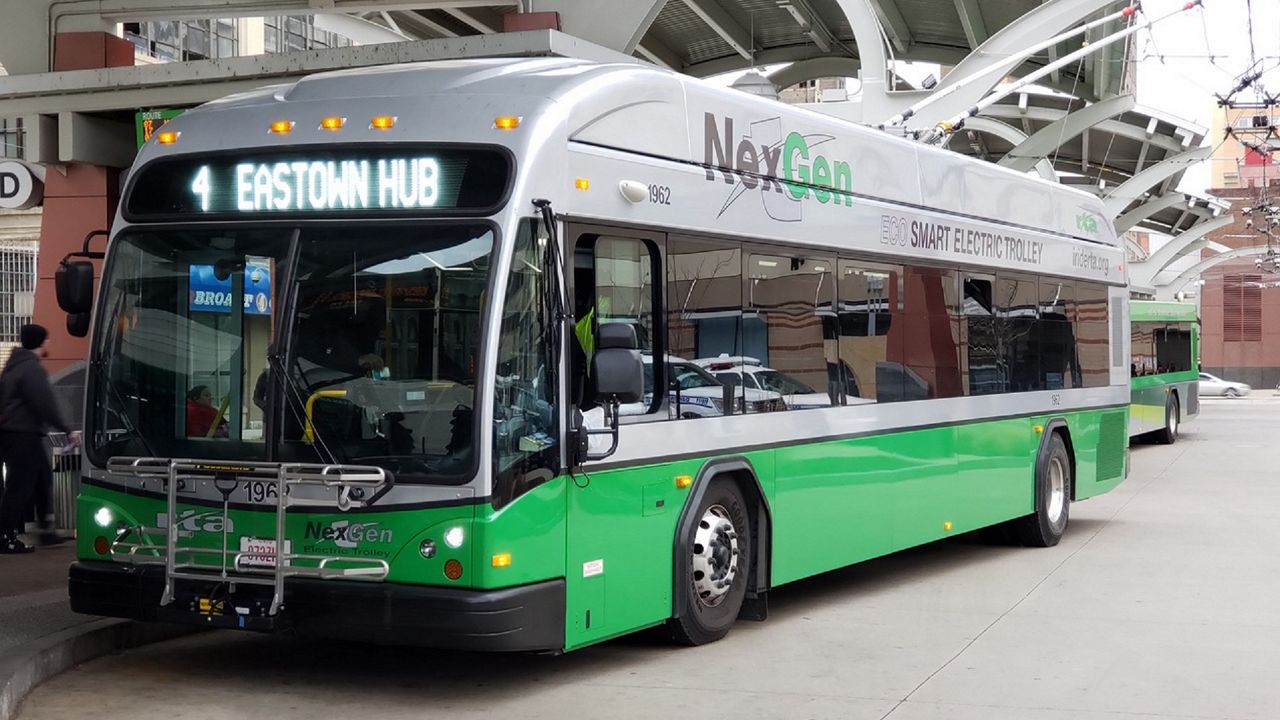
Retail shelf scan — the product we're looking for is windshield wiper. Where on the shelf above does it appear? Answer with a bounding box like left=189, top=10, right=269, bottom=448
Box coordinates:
left=91, top=359, right=158, bottom=458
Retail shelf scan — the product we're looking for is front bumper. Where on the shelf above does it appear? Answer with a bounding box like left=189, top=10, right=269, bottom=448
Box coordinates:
left=69, top=561, right=565, bottom=652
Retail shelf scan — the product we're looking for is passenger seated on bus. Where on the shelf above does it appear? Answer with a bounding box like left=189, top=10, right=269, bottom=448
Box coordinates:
left=186, top=385, right=226, bottom=438
left=359, top=354, right=390, bottom=380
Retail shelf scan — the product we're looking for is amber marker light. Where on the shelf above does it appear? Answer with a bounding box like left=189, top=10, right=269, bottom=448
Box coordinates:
left=93, top=536, right=110, bottom=555
left=492, top=553, right=512, bottom=568
left=319, top=116, right=346, bottom=131
left=443, top=559, right=464, bottom=580
left=943, top=522, right=953, bottom=532
left=493, top=115, right=521, bottom=130
left=575, top=178, right=591, bottom=191
left=269, top=120, right=295, bottom=135
left=1034, top=424, right=1045, bottom=434
left=675, top=475, right=693, bottom=489
left=157, top=130, right=180, bottom=145
left=370, top=115, right=397, bottom=130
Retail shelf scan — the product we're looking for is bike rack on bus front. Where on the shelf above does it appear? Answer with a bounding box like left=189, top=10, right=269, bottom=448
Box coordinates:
left=105, top=457, right=393, bottom=617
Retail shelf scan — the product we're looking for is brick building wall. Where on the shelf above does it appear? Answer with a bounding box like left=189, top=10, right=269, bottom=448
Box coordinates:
left=1202, top=181, right=1280, bottom=387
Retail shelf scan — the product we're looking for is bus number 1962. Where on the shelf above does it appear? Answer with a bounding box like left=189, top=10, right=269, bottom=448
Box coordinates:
left=244, top=482, right=279, bottom=503
left=649, top=184, right=672, bottom=205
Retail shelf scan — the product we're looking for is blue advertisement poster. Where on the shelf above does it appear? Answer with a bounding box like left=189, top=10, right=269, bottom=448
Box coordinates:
left=189, top=257, right=272, bottom=315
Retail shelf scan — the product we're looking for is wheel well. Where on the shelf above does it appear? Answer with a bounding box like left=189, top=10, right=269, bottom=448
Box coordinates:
left=671, top=458, right=773, bottom=620
left=720, top=469, right=771, bottom=598
left=1047, top=424, right=1078, bottom=501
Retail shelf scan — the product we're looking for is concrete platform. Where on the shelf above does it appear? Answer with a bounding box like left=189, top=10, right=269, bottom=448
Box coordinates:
left=13, top=397, right=1280, bottom=719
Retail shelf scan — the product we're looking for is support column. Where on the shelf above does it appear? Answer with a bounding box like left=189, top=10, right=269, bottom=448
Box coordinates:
left=32, top=31, right=134, bottom=425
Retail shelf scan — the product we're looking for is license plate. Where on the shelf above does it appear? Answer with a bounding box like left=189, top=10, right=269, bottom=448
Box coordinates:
left=238, top=537, right=290, bottom=568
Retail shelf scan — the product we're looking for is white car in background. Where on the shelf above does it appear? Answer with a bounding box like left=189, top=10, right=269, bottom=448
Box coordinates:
left=1198, top=372, right=1251, bottom=398
left=631, top=355, right=781, bottom=418
left=696, top=355, right=835, bottom=409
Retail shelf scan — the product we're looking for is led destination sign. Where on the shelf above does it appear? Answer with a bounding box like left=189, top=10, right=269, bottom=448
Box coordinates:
left=126, top=147, right=509, bottom=218
left=197, top=158, right=441, bottom=212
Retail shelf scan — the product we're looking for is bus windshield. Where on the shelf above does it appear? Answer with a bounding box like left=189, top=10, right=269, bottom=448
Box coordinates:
left=90, top=224, right=493, bottom=485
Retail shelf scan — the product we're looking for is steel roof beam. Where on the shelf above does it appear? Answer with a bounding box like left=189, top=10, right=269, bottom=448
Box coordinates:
left=1137, top=213, right=1236, bottom=281
left=395, top=10, right=460, bottom=38
left=998, top=94, right=1135, bottom=173
left=960, top=116, right=1058, bottom=182
left=1114, top=192, right=1188, bottom=233
left=865, top=0, right=912, bottom=54
left=441, top=7, right=500, bottom=34
left=1151, top=244, right=1259, bottom=299
left=953, top=0, right=988, bottom=48
left=983, top=105, right=1194, bottom=155
left=766, top=57, right=860, bottom=91
left=1103, top=145, right=1212, bottom=217
left=777, top=0, right=835, bottom=53
left=636, top=36, right=682, bottom=70
left=679, top=0, right=754, bottom=60
left=911, top=0, right=1116, bottom=125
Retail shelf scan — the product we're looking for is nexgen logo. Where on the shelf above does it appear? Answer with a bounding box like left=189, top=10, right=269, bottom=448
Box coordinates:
left=304, top=520, right=393, bottom=549
left=702, top=112, right=853, bottom=217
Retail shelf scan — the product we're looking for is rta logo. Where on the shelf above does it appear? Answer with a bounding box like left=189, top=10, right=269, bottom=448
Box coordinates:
left=0, top=161, right=42, bottom=210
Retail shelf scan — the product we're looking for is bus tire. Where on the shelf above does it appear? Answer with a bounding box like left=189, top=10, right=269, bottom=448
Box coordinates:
left=1156, top=395, right=1179, bottom=445
left=1015, top=432, right=1071, bottom=548
left=668, top=478, right=751, bottom=646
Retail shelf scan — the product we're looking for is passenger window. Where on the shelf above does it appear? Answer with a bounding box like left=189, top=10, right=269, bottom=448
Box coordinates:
left=667, top=236, right=742, bottom=419
left=1039, top=278, right=1078, bottom=389
left=902, top=266, right=962, bottom=398
left=1131, top=322, right=1156, bottom=376
left=571, top=233, right=662, bottom=417
left=961, top=275, right=1002, bottom=395
left=1076, top=281, right=1111, bottom=388
left=837, top=260, right=907, bottom=403
left=997, top=274, right=1040, bottom=392
left=746, top=252, right=837, bottom=411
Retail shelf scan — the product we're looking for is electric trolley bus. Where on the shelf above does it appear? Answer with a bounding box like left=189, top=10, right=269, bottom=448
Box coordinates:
left=1129, top=299, right=1198, bottom=443
left=64, top=58, right=1130, bottom=652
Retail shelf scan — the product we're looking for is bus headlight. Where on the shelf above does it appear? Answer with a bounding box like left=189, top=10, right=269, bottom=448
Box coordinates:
left=443, top=526, right=465, bottom=549
left=94, top=507, right=114, bottom=528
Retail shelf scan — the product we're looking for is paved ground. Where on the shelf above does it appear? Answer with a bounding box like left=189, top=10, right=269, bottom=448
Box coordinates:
left=0, top=545, right=83, bottom=653
left=16, top=396, right=1280, bottom=720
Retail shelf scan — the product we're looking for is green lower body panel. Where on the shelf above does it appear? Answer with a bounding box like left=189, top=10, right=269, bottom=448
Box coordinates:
left=561, top=405, right=1128, bottom=650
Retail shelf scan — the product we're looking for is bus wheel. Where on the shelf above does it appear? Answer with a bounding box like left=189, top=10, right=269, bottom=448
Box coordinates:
left=1156, top=396, right=1179, bottom=445
left=1015, top=432, right=1071, bottom=548
left=669, top=479, right=751, bottom=645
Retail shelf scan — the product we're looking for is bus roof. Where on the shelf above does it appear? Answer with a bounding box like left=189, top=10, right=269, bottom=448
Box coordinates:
left=1130, top=300, right=1198, bottom=323
left=135, top=58, right=1117, bottom=247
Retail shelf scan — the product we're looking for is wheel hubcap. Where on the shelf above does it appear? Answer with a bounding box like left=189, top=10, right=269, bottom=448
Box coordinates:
left=1170, top=408, right=1178, bottom=434
left=1047, top=457, right=1066, bottom=525
left=691, top=504, right=739, bottom=608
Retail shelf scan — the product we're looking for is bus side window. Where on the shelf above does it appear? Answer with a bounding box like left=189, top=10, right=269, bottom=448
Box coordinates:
left=1076, top=281, right=1111, bottom=388
left=838, top=260, right=904, bottom=403
left=572, top=234, right=664, bottom=421
left=961, top=274, right=1001, bottom=396
left=1039, top=278, right=1076, bottom=389
left=997, top=274, right=1040, bottom=393
left=667, top=236, right=743, bottom=419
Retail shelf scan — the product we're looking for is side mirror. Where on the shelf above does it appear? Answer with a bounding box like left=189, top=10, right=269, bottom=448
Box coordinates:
left=56, top=259, right=95, bottom=314
left=66, top=312, right=91, bottom=338
left=591, top=323, right=642, bottom=403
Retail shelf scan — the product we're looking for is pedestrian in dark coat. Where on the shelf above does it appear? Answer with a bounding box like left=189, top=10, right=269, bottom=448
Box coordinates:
left=0, top=324, right=79, bottom=554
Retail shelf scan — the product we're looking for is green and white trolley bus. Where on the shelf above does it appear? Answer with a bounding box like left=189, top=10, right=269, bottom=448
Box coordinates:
left=65, top=58, right=1130, bottom=652
left=1128, top=299, right=1198, bottom=444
